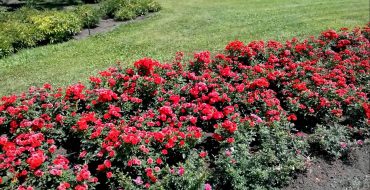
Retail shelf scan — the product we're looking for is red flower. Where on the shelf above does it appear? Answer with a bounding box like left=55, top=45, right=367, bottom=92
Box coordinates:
left=159, top=106, right=173, bottom=116
left=223, top=106, right=235, bottom=116
left=0, top=117, right=5, bottom=125
left=321, top=29, right=339, bottom=39
left=212, top=133, right=223, bottom=141
left=65, top=83, right=85, bottom=100
left=76, top=167, right=91, bottom=182
left=26, top=150, right=46, bottom=170
left=57, top=182, right=70, bottom=190
left=362, top=103, right=370, bottom=119
left=104, top=160, right=112, bottom=168
left=292, top=82, right=308, bottom=91
left=147, top=157, right=154, bottom=165
left=212, top=111, right=224, bottom=120
left=225, top=40, right=244, bottom=52
left=156, top=158, right=163, bottom=165
left=251, top=78, right=269, bottom=88
left=55, top=114, right=64, bottom=123
left=331, top=109, right=343, bottom=117
left=178, top=167, right=185, bottom=176
left=226, top=137, right=235, bottom=144
left=74, top=185, right=87, bottom=190
left=199, top=151, right=207, bottom=158
left=194, top=51, right=211, bottom=64
left=221, top=120, right=237, bottom=133
left=161, top=149, right=168, bottom=155
left=287, top=114, right=297, bottom=121
left=134, top=58, right=160, bottom=76
left=96, top=89, right=118, bottom=102
left=106, top=172, right=113, bottom=178
left=169, top=95, right=181, bottom=104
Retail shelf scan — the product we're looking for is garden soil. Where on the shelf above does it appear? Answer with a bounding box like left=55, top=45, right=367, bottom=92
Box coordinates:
left=74, top=15, right=149, bottom=40
left=284, top=144, right=370, bottom=190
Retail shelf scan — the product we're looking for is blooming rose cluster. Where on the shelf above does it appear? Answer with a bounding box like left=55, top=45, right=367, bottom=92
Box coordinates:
left=0, top=25, right=369, bottom=189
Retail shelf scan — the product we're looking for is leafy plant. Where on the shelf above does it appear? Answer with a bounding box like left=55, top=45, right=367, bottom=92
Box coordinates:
left=114, top=7, right=136, bottom=21
left=310, top=124, right=351, bottom=158
left=74, top=5, right=101, bottom=28
left=29, top=10, right=82, bottom=43
left=0, top=32, right=14, bottom=58
left=0, top=25, right=368, bottom=189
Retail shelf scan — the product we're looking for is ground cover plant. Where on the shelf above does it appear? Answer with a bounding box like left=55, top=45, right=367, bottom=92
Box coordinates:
left=0, top=25, right=369, bottom=189
left=0, top=0, right=161, bottom=58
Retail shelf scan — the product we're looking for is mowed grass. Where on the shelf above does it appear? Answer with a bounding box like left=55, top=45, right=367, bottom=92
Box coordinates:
left=0, top=0, right=368, bottom=96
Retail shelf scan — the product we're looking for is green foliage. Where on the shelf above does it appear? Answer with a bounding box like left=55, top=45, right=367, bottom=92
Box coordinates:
left=0, top=7, right=8, bottom=22
left=0, top=8, right=44, bottom=57
left=0, top=32, right=14, bottom=58
left=0, top=21, right=43, bottom=49
left=100, top=0, right=128, bottom=18
left=114, top=7, right=136, bottom=21
left=213, top=122, right=309, bottom=190
left=100, top=0, right=161, bottom=21
left=0, top=7, right=84, bottom=57
left=157, top=151, right=210, bottom=190
left=29, top=10, right=82, bottom=43
left=6, top=6, right=39, bottom=21
left=138, top=0, right=161, bottom=13
left=311, top=124, right=351, bottom=158
left=110, top=151, right=209, bottom=189
left=74, top=4, right=101, bottom=28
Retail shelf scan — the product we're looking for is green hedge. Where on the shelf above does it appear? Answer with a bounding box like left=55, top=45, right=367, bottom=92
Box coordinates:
left=73, top=5, right=102, bottom=28
left=29, top=10, right=82, bottom=43
left=0, top=1, right=161, bottom=58
left=0, top=8, right=83, bottom=57
left=101, top=0, right=161, bottom=21
left=0, top=33, right=14, bottom=58
left=0, top=21, right=42, bottom=49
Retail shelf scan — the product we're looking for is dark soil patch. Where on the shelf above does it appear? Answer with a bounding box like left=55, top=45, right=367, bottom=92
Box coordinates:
left=73, top=15, right=149, bottom=40
left=284, top=144, right=370, bottom=190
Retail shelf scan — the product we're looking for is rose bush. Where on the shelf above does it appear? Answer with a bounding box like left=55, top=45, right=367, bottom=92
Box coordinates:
left=0, top=24, right=369, bottom=189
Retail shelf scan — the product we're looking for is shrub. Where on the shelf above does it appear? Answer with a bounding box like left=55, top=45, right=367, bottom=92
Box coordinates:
left=212, top=121, right=308, bottom=190
left=0, top=25, right=368, bottom=189
left=100, top=0, right=160, bottom=20
left=74, top=5, right=101, bottom=28
left=0, top=21, right=43, bottom=49
left=139, top=0, right=161, bottom=13
left=0, top=7, right=82, bottom=57
left=100, top=0, right=128, bottom=18
left=114, top=7, right=136, bottom=21
left=29, top=10, right=82, bottom=43
left=310, top=124, right=351, bottom=158
left=4, top=7, right=40, bottom=21
left=0, top=7, right=8, bottom=22
left=128, top=0, right=149, bottom=16
left=0, top=33, right=14, bottom=58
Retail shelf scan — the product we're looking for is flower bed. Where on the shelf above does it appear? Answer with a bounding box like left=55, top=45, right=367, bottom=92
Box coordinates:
left=0, top=25, right=369, bottom=190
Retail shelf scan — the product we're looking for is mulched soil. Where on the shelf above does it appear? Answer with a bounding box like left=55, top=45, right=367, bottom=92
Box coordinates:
left=284, top=144, right=370, bottom=190
left=73, top=15, right=149, bottom=40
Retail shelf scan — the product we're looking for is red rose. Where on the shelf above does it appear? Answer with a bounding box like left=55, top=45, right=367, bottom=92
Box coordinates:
left=199, top=151, right=207, bottom=158
left=106, top=172, right=113, bottom=178
left=26, top=150, right=46, bottom=170
left=104, top=160, right=112, bottom=168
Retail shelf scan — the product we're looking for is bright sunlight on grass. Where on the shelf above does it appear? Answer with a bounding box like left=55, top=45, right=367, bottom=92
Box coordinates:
left=0, top=0, right=368, bottom=95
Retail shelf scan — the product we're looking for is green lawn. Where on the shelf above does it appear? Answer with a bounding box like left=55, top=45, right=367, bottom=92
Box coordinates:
left=0, top=0, right=368, bottom=96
